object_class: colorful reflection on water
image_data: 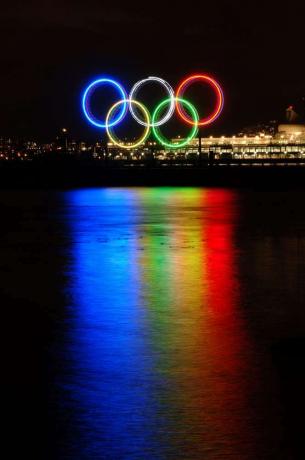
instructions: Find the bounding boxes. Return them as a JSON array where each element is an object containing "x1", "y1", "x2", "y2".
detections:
[{"x1": 58, "y1": 188, "x2": 278, "y2": 459}]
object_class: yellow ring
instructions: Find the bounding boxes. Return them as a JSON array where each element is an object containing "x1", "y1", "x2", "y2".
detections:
[{"x1": 106, "y1": 99, "x2": 150, "y2": 149}]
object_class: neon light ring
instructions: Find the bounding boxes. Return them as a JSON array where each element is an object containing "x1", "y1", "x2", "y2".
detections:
[
  {"x1": 106, "y1": 99, "x2": 150, "y2": 149},
  {"x1": 81, "y1": 74, "x2": 224, "y2": 147},
  {"x1": 152, "y1": 97, "x2": 199, "y2": 149},
  {"x1": 176, "y1": 74, "x2": 224, "y2": 126},
  {"x1": 82, "y1": 78, "x2": 128, "y2": 128},
  {"x1": 129, "y1": 76, "x2": 175, "y2": 127}
]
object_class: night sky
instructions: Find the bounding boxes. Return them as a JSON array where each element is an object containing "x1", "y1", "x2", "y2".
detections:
[{"x1": 1, "y1": 0, "x2": 305, "y2": 140}]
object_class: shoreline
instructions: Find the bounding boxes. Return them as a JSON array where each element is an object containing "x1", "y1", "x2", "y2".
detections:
[{"x1": 1, "y1": 159, "x2": 305, "y2": 189}]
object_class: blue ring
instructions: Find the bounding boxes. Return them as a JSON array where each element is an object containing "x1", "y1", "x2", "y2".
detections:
[{"x1": 82, "y1": 78, "x2": 127, "y2": 128}]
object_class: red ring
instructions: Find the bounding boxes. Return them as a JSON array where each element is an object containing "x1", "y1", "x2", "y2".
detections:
[{"x1": 176, "y1": 74, "x2": 224, "y2": 126}]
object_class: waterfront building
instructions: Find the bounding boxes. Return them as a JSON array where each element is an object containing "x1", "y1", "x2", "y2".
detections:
[
  {"x1": 106, "y1": 123, "x2": 305, "y2": 162},
  {"x1": 2, "y1": 124, "x2": 305, "y2": 164}
]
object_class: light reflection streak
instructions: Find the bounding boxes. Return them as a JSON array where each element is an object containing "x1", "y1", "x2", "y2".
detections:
[{"x1": 60, "y1": 187, "x2": 262, "y2": 459}]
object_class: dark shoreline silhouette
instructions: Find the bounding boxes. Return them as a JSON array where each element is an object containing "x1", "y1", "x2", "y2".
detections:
[{"x1": 1, "y1": 157, "x2": 305, "y2": 188}]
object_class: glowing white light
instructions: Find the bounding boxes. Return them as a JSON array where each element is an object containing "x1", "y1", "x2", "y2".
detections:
[{"x1": 129, "y1": 76, "x2": 175, "y2": 127}]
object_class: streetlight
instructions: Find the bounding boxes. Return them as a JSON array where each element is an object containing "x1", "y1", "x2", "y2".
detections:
[{"x1": 62, "y1": 128, "x2": 68, "y2": 152}]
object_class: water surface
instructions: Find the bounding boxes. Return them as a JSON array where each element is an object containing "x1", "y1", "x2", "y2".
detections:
[{"x1": 1, "y1": 187, "x2": 305, "y2": 459}]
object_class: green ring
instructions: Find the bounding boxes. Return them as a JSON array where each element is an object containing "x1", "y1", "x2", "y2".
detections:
[{"x1": 152, "y1": 97, "x2": 199, "y2": 149}]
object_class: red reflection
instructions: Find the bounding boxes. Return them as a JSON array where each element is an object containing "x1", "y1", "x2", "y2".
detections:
[
  {"x1": 202, "y1": 189, "x2": 259, "y2": 457},
  {"x1": 205, "y1": 189, "x2": 240, "y2": 316}
]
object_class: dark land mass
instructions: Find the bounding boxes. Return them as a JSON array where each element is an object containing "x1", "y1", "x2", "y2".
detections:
[{"x1": 2, "y1": 156, "x2": 305, "y2": 189}]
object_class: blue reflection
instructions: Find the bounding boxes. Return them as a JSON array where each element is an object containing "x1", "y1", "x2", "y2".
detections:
[{"x1": 59, "y1": 188, "x2": 160, "y2": 459}]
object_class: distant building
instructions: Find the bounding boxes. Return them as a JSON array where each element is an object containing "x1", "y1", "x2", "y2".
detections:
[
  {"x1": 277, "y1": 123, "x2": 305, "y2": 139},
  {"x1": 167, "y1": 123, "x2": 305, "y2": 160}
]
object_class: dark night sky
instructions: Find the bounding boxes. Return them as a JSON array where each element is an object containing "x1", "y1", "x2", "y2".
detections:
[{"x1": 1, "y1": 0, "x2": 305, "y2": 140}]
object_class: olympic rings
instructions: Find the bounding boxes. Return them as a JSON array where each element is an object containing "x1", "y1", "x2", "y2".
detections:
[
  {"x1": 106, "y1": 99, "x2": 150, "y2": 149},
  {"x1": 129, "y1": 76, "x2": 175, "y2": 127},
  {"x1": 82, "y1": 73, "x2": 224, "y2": 147},
  {"x1": 176, "y1": 74, "x2": 224, "y2": 126},
  {"x1": 82, "y1": 78, "x2": 127, "y2": 128},
  {"x1": 152, "y1": 98, "x2": 199, "y2": 149}
]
